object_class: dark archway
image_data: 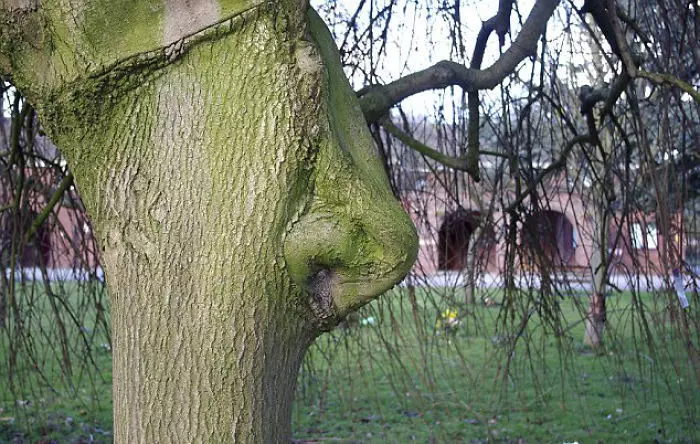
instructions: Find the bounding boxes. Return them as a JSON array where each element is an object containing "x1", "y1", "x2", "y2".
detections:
[
  {"x1": 438, "y1": 209, "x2": 494, "y2": 271},
  {"x1": 15, "y1": 208, "x2": 52, "y2": 268},
  {"x1": 21, "y1": 224, "x2": 51, "y2": 267},
  {"x1": 522, "y1": 210, "x2": 575, "y2": 267}
]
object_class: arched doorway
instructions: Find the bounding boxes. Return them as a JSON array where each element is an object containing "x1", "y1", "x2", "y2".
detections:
[
  {"x1": 522, "y1": 210, "x2": 575, "y2": 267},
  {"x1": 438, "y1": 209, "x2": 495, "y2": 270}
]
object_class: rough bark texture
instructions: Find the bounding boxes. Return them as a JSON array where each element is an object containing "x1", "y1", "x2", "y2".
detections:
[{"x1": 1, "y1": 2, "x2": 418, "y2": 442}]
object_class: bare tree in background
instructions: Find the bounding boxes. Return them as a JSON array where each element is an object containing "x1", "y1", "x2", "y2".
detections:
[{"x1": 0, "y1": 79, "x2": 109, "y2": 438}]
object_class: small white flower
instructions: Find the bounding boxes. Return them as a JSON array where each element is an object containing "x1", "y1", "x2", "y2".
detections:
[{"x1": 360, "y1": 317, "x2": 376, "y2": 326}]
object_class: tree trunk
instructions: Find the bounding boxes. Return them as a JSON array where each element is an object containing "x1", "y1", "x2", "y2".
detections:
[
  {"x1": 2, "y1": 4, "x2": 417, "y2": 441},
  {"x1": 581, "y1": 24, "x2": 611, "y2": 350},
  {"x1": 583, "y1": 149, "x2": 610, "y2": 349},
  {"x1": 464, "y1": 226, "x2": 483, "y2": 305},
  {"x1": 584, "y1": 291, "x2": 606, "y2": 349},
  {"x1": 583, "y1": 182, "x2": 609, "y2": 349}
]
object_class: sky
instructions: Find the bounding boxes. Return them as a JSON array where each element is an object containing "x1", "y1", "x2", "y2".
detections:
[
  {"x1": 2, "y1": 1, "x2": 603, "y2": 120},
  {"x1": 311, "y1": 0, "x2": 554, "y2": 115}
]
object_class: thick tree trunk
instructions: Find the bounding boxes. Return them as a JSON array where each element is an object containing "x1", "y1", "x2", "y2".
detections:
[
  {"x1": 64, "y1": 13, "x2": 319, "y2": 439},
  {"x1": 110, "y1": 260, "x2": 311, "y2": 441},
  {"x1": 2, "y1": 4, "x2": 417, "y2": 442}
]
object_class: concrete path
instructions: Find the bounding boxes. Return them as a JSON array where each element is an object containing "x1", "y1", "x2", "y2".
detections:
[{"x1": 401, "y1": 271, "x2": 697, "y2": 292}]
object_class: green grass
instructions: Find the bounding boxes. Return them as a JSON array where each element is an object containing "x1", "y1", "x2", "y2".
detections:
[
  {"x1": 293, "y1": 287, "x2": 699, "y2": 443},
  {"x1": 1, "y1": 284, "x2": 698, "y2": 443},
  {"x1": 0, "y1": 281, "x2": 113, "y2": 443}
]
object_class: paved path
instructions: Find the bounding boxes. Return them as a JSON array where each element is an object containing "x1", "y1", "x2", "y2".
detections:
[{"x1": 402, "y1": 271, "x2": 697, "y2": 292}]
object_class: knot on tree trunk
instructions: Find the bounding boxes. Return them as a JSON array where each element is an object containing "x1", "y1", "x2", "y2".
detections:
[{"x1": 307, "y1": 268, "x2": 341, "y2": 330}]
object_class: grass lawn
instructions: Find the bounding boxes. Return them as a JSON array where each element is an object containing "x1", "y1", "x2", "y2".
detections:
[
  {"x1": 1, "y1": 284, "x2": 698, "y2": 443},
  {"x1": 292, "y1": 287, "x2": 699, "y2": 443},
  {"x1": 0, "y1": 281, "x2": 113, "y2": 443}
]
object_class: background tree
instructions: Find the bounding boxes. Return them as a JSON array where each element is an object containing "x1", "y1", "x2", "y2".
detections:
[{"x1": 1, "y1": 79, "x2": 108, "y2": 418}]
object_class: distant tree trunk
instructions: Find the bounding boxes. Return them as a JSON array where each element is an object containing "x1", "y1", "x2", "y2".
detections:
[
  {"x1": 465, "y1": 225, "x2": 483, "y2": 305},
  {"x1": 0, "y1": 278, "x2": 5, "y2": 329},
  {"x1": 2, "y1": 4, "x2": 417, "y2": 441},
  {"x1": 581, "y1": 24, "x2": 613, "y2": 350},
  {"x1": 584, "y1": 291, "x2": 606, "y2": 348},
  {"x1": 584, "y1": 142, "x2": 610, "y2": 349}
]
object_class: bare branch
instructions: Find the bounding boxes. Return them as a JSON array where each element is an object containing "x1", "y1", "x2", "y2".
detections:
[
  {"x1": 23, "y1": 172, "x2": 73, "y2": 244},
  {"x1": 580, "y1": 0, "x2": 621, "y2": 56},
  {"x1": 495, "y1": 0, "x2": 514, "y2": 47},
  {"x1": 606, "y1": 0, "x2": 636, "y2": 76},
  {"x1": 504, "y1": 134, "x2": 592, "y2": 213},
  {"x1": 380, "y1": 118, "x2": 473, "y2": 173},
  {"x1": 578, "y1": 72, "x2": 630, "y2": 116},
  {"x1": 637, "y1": 70, "x2": 700, "y2": 103},
  {"x1": 379, "y1": 118, "x2": 507, "y2": 174},
  {"x1": 359, "y1": 0, "x2": 561, "y2": 122},
  {"x1": 465, "y1": 1, "x2": 516, "y2": 181}
]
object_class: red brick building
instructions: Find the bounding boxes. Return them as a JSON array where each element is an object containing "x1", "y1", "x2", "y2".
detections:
[{"x1": 403, "y1": 170, "x2": 685, "y2": 282}]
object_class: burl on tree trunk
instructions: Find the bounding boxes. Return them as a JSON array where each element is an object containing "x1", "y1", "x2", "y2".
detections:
[{"x1": 1, "y1": 1, "x2": 418, "y2": 441}]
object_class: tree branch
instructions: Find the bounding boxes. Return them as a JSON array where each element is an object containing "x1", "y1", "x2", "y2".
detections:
[
  {"x1": 359, "y1": 0, "x2": 561, "y2": 122},
  {"x1": 380, "y1": 118, "x2": 507, "y2": 172},
  {"x1": 580, "y1": 0, "x2": 621, "y2": 56},
  {"x1": 23, "y1": 172, "x2": 73, "y2": 244},
  {"x1": 637, "y1": 70, "x2": 700, "y2": 103},
  {"x1": 380, "y1": 118, "x2": 472, "y2": 172},
  {"x1": 606, "y1": 0, "x2": 637, "y2": 76},
  {"x1": 504, "y1": 134, "x2": 592, "y2": 212},
  {"x1": 578, "y1": 72, "x2": 630, "y2": 116},
  {"x1": 495, "y1": 0, "x2": 514, "y2": 47}
]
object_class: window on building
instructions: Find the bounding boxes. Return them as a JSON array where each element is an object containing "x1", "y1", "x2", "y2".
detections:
[{"x1": 631, "y1": 222, "x2": 658, "y2": 250}]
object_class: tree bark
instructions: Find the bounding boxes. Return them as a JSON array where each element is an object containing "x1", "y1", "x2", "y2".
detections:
[
  {"x1": 464, "y1": 225, "x2": 483, "y2": 305},
  {"x1": 584, "y1": 170, "x2": 608, "y2": 349},
  {"x1": 583, "y1": 159, "x2": 609, "y2": 349},
  {"x1": 584, "y1": 291, "x2": 606, "y2": 349},
  {"x1": 1, "y1": 3, "x2": 417, "y2": 441},
  {"x1": 582, "y1": 28, "x2": 611, "y2": 350}
]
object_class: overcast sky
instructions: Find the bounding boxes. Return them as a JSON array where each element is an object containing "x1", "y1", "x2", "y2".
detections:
[{"x1": 310, "y1": 0, "x2": 582, "y2": 118}]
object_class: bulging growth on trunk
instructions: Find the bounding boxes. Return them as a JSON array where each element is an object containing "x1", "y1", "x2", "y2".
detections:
[{"x1": 1, "y1": 1, "x2": 418, "y2": 441}]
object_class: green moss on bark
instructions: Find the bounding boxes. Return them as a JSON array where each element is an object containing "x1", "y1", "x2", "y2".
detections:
[
  {"x1": 283, "y1": 9, "x2": 418, "y2": 324},
  {"x1": 81, "y1": 0, "x2": 164, "y2": 56}
]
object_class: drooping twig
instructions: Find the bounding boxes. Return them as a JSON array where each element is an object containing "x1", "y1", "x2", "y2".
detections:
[{"x1": 380, "y1": 118, "x2": 507, "y2": 175}]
